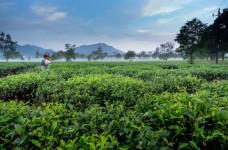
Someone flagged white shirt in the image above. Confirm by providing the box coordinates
[45,59,51,65]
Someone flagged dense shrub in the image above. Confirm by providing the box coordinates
[0,62,39,77]
[200,80,228,98]
[191,68,228,81]
[0,71,63,102]
[0,73,41,100]
[36,74,150,108]
[0,61,227,149]
[0,90,227,149]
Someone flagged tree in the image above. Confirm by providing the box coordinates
[0,32,20,61]
[65,43,76,61]
[87,54,92,61]
[138,51,150,59]
[5,48,22,59]
[175,18,207,64]
[199,8,228,62]
[89,47,106,61]
[148,51,153,58]
[158,42,174,61]
[124,50,136,61]
[115,53,122,59]
[216,8,228,61]
[35,51,41,58]
[152,47,159,58]
[201,24,217,60]
[96,47,106,59]
[51,50,65,60]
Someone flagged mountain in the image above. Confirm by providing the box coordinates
[0,43,125,58]
[75,43,125,55]
[16,44,54,57]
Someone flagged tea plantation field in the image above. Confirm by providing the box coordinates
[0,61,227,150]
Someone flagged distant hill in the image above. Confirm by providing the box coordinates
[75,43,125,55]
[16,44,54,57]
[0,43,125,58]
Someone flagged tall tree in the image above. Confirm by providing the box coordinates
[202,24,217,60]
[0,32,20,61]
[65,43,76,61]
[158,42,174,61]
[175,18,207,64]
[138,51,149,59]
[35,51,41,58]
[89,47,106,61]
[124,50,136,61]
[152,47,159,58]
[51,50,65,60]
[115,53,122,59]
[200,8,228,62]
[217,8,228,61]
[96,47,106,59]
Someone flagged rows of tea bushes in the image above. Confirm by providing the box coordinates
[0,62,39,77]
[0,91,227,149]
[0,61,227,149]
[0,68,205,106]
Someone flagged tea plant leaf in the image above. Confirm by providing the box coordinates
[13,136,27,145]
[189,141,200,150]
[51,121,58,132]
[178,142,189,149]
[31,139,41,148]
[160,147,168,150]
[14,124,23,136]
[60,139,65,147]
[212,130,223,138]
[65,144,74,150]
[13,147,21,150]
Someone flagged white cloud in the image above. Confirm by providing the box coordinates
[173,5,220,25]
[31,6,55,15]
[191,6,218,17]
[47,12,66,21]
[136,29,150,33]
[143,6,182,16]
[157,18,174,24]
[158,31,176,36]
[142,0,197,16]
[202,6,218,12]
[31,5,66,21]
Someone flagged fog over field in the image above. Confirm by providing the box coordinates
[0,57,183,62]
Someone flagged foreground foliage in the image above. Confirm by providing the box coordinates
[0,61,227,149]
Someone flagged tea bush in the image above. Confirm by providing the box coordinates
[0,90,227,149]
[0,62,39,77]
[0,61,227,149]
[36,74,150,108]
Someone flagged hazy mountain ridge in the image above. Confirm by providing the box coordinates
[16,44,54,57]
[1,43,125,58]
[76,43,125,55]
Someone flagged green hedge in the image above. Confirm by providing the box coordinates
[190,68,228,81]
[0,71,63,101]
[0,61,227,149]
[36,74,150,108]
[0,73,41,100]
[0,62,39,77]
[135,91,228,149]
[200,80,228,98]
[0,90,227,149]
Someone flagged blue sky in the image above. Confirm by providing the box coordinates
[0,0,227,52]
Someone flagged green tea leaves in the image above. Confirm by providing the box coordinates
[31,139,41,148]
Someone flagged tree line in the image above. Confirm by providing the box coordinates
[175,8,228,64]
